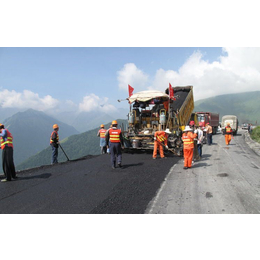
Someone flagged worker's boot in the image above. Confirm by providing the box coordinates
[112,161,116,169]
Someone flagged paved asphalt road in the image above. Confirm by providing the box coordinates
[0,151,179,213]
[0,129,259,214]
[147,129,260,214]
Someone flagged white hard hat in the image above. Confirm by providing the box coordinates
[183,125,193,132]
[144,130,150,134]
[165,128,171,134]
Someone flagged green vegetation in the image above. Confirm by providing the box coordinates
[194,91,260,125]
[1,109,79,172]
[251,126,260,143]
[17,119,128,171]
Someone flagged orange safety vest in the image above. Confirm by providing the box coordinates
[99,129,106,138]
[155,131,167,145]
[1,129,13,150]
[50,131,59,144]
[182,132,197,149]
[109,128,121,143]
[225,126,232,134]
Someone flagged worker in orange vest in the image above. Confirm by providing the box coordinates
[105,120,124,169]
[97,124,107,154]
[50,124,59,164]
[153,128,171,159]
[0,123,17,182]
[182,125,197,169]
[224,122,233,145]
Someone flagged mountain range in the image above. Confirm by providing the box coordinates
[194,91,260,125]
[1,109,79,168]
[2,90,260,172]
[0,106,129,133]
[16,119,128,171]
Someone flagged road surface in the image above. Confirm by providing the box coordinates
[0,129,259,214]
[0,152,179,213]
[147,129,260,214]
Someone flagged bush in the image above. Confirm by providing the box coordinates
[251,126,260,143]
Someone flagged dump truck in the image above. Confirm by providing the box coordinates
[221,115,238,135]
[123,86,194,156]
[195,111,219,134]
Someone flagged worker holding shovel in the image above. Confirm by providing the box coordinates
[50,124,60,164]
[153,128,171,159]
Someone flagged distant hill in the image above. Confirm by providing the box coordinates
[70,111,115,133]
[16,119,128,171]
[194,91,260,125]
[0,107,21,123]
[2,109,79,167]
[55,108,129,133]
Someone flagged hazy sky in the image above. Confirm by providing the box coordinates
[1,47,259,114]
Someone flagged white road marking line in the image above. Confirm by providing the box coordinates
[147,164,176,214]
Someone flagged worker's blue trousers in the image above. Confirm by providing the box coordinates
[51,145,58,164]
[109,142,122,166]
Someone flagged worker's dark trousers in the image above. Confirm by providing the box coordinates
[51,145,58,164]
[197,143,202,157]
[109,142,122,166]
[2,146,16,181]
[207,133,212,145]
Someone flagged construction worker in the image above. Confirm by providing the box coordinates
[105,120,124,169]
[0,124,17,182]
[106,124,112,154]
[153,129,171,159]
[196,124,204,158]
[182,125,197,169]
[50,124,59,164]
[190,120,199,160]
[224,122,233,145]
[97,124,107,154]
[205,123,213,145]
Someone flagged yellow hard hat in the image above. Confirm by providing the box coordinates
[112,120,118,125]
[100,124,104,128]
[53,124,59,129]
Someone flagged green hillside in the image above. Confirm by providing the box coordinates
[17,119,128,171]
[2,109,79,166]
[194,91,260,125]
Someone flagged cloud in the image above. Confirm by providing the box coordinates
[0,89,59,111]
[79,93,116,113]
[0,88,117,116]
[119,48,260,101]
[117,63,149,92]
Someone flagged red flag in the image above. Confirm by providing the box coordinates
[128,84,134,97]
[169,83,176,101]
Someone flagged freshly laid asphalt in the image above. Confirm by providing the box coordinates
[1,129,260,214]
[0,150,179,213]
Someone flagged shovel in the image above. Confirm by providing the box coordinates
[59,143,70,161]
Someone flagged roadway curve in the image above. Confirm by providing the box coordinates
[0,129,259,214]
